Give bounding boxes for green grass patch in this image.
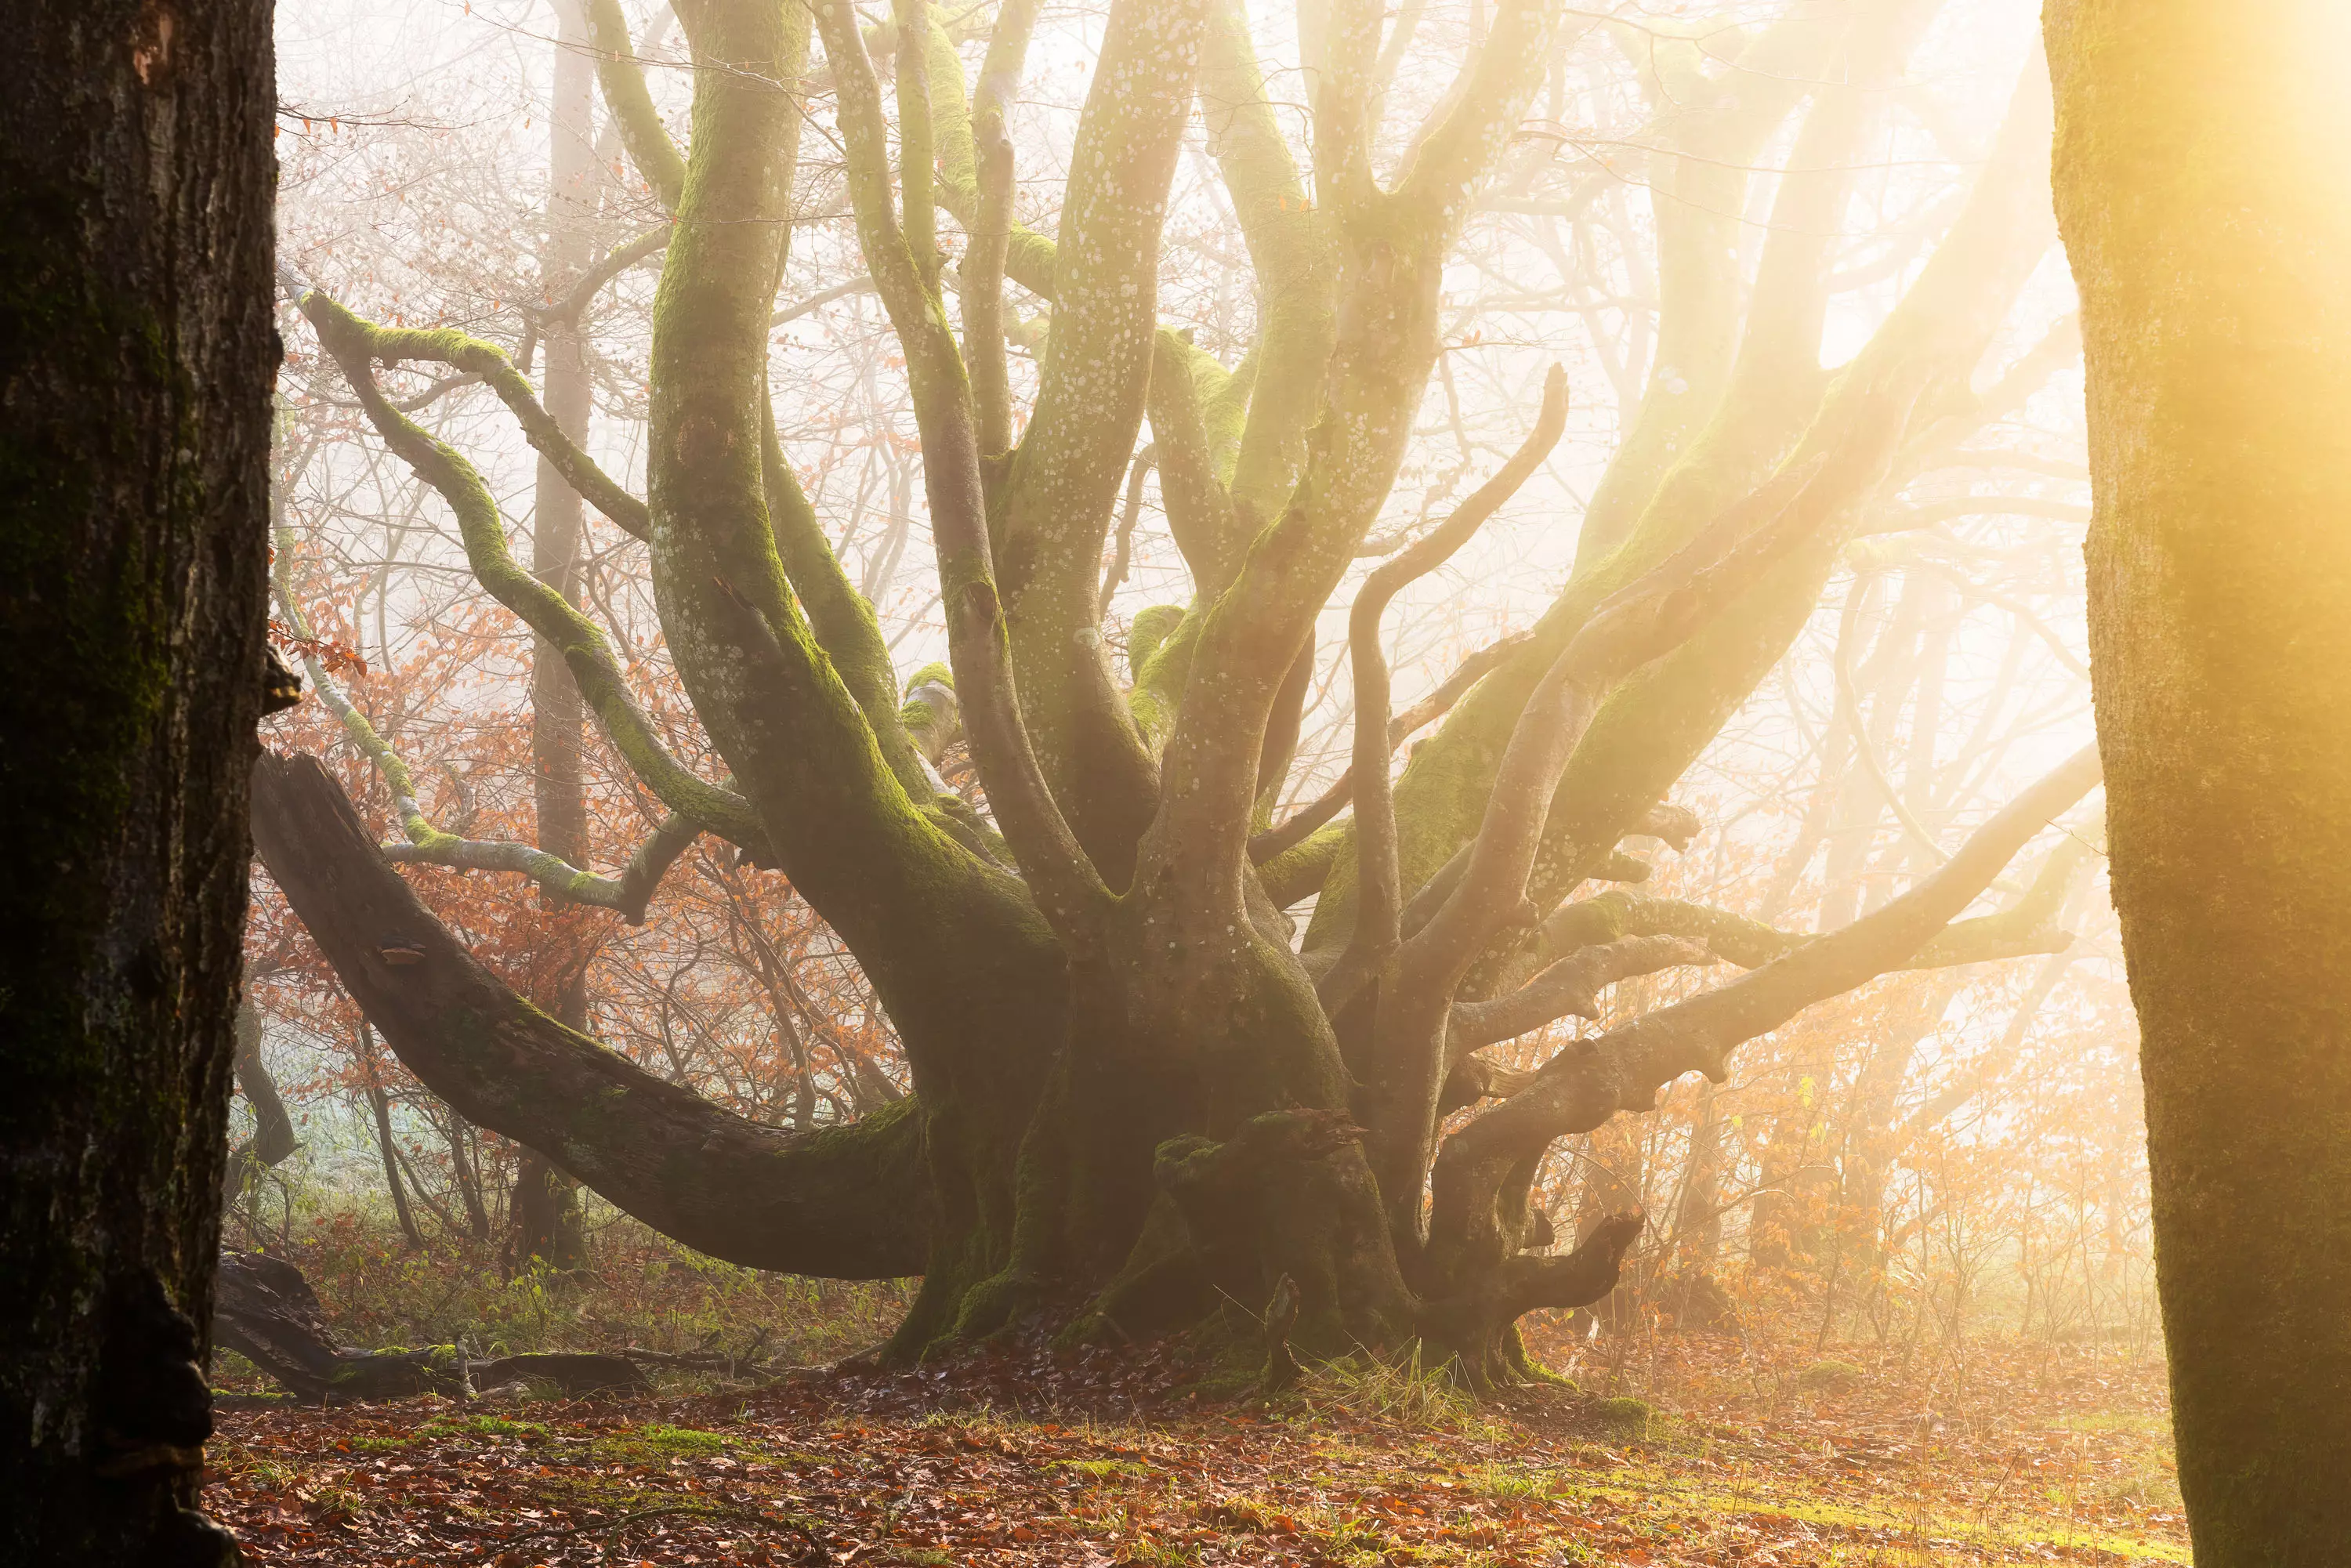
[585,1421,743,1465]
[1544,1465,2193,1563]
[417,1413,548,1442]
[1052,1458,1153,1482]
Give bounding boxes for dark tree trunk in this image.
[509,1157,586,1275]
[0,2,277,1560]
[2052,3,2351,1559]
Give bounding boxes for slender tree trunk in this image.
[222,1001,297,1219]
[2051,3,2351,1558]
[0,2,276,1559]
[358,1023,425,1251]
[513,0,601,1274]
[430,1106,493,1242]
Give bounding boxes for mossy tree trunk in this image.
[257,0,2104,1389]
[2050,2,2351,1557]
[0,0,277,1559]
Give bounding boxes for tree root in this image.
[212,1252,649,1403]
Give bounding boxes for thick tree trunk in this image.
[0,2,277,1559]
[2051,3,2351,1559]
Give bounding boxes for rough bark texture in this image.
[0,1,277,1560]
[2050,3,2351,1559]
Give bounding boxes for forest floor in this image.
[207,1327,2186,1567]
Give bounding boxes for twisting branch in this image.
[1423,744,2104,1283]
[1249,631,1532,867]
[1447,933,1717,1052]
[520,223,675,375]
[1355,453,1839,1251]
[381,821,691,926]
[964,105,1015,458]
[1141,0,1568,900]
[1503,832,2086,1002]
[299,288,650,541]
[893,0,941,297]
[249,752,929,1277]
[293,285,766,854]
[1144,329,1244,592]
[1197,0,1335,516]
[1408,452,1838,983]
[585,0,686,211]
[813,0,1110,943]
[1418,1211,1646,1343]
[271,510,691,922]
[1321,367,1568,1010]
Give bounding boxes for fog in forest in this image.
[40,0,2351,1555]
[192,0,2181,1551]
[245,0,2127,1347]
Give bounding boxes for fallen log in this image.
[212,1252,648,1402]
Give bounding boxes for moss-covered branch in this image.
[251,752,929,1276]
[813,0,1112,943]
[984,0,1207,880]
[299,289,650,538]
[295,288,764,852]
[1250,632,1531,869]
[1197,0,1334,518]
[585,0,686,211]
[1308,56,2057,968]
[1140,0,1567,907]
[1356,454,1836,1250]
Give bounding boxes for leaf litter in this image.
[207,1331,2188,1566]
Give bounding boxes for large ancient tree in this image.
[2051,0,2351,1556]
[1,0,278,1559]
[255,0,2101,1384]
